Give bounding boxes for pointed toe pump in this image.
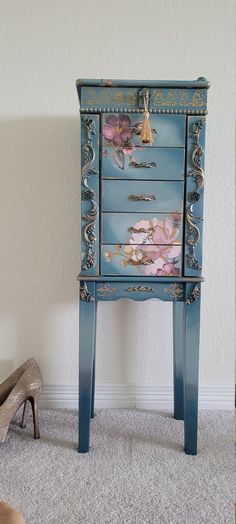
[0,359,42,444]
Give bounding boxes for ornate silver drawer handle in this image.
[126,286,155,293]
[128,160,157,169]
[128,194,157,201]
[128,226,154,234]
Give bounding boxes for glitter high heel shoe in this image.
[0,359,42,443]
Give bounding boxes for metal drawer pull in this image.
[128,226,154,234]
[126,286,155,293]
[128,194,157,201]
[128,160,157,169]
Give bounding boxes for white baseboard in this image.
[40,383,234,410]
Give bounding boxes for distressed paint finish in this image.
[80,114,100,276]
[77,78,209,455]
[184,117,206,275]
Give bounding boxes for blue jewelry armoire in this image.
[76,78,210,454]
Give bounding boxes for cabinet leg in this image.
[173,301,184,420]
[91,303,97,419]
[78,282,96,453]
[184,284,201,455]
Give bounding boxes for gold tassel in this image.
[140,90,153,144]
[140,109,153,144]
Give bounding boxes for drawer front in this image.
[102,147,185,180]
[102,113,186,148]
[96,282,184,301]
[102,212,183,245]
[102,180,184,213]
[101,244,182,277]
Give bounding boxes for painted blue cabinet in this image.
[76,78,210,454]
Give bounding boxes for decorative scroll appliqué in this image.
[80,281,95,302]
[185,284,200,305]
[186,119,205,270]
[81,116,98,270]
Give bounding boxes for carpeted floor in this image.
[0,408,234,524]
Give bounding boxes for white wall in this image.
[0,0,235,406]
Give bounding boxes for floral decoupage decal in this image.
[102,114,157,170]
[103,214,182,276]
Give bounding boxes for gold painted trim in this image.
[81,87,207,109]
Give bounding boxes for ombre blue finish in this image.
[173,302,184,420]
[90,304,97,419]
[102,147,185,180]
[102,114,186,147]
[78,280,201,453]
[77,78,209,455]
[101,212,183,244]
[79,282,96,452]
[102,180,184,213]
[184,283,201,455]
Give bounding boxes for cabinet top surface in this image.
[76,78,210,89]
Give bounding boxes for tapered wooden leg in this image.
[78,282,96,453]
[184,284,201,455]
[173,301,184,420]
[91,305,97,418]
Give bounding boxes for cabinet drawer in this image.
[102,212,183,245]
[102,147,185,180]
[102,180,184,213]
[102,113,186,148]
[101,244,182,277]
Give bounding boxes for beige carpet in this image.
[0,408,234,524]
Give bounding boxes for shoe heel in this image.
[29,393,40,439]
[20,400,29,429]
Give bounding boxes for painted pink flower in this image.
[140,245,181,276]
[152,217,180,244]
[102,115,132,147]
[156,263,180,276]
[156,244,181,259]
